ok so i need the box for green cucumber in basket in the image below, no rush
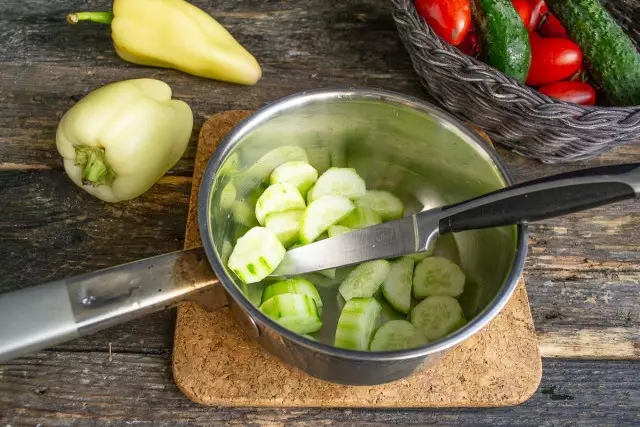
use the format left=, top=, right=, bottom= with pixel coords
left=259, top=293, right=322, bottom=334
left=334, top=297, right=382, bottom=350
left=370, top=320, right=428, bottom=351
left=546, top=0, right=640, bottom=106
left=413, top=257, right=466, bottom=298
left=261, top=278, right=323, bottom=308
left=471, top=0, right=531, bottom=83
left=410, top=295, right=467, bottom=341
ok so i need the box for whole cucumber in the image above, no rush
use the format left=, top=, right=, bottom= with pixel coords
left=546, top=0, right=640, bottom=106
left=471, top=0, right=531, bottom=83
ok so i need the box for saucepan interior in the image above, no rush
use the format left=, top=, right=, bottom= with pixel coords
left=199, top=88, right=526, bottom=368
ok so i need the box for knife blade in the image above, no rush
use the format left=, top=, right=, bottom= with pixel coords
left=270, top=209, right=442, bottom=277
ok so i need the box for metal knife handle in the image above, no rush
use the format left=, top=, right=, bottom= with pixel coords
left=438, top=163, right=640, bottom=234
left=0, top=247, right=225, bottom=362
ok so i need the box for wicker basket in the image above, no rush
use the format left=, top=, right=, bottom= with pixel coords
left=391, top=0, right=640, bottom=163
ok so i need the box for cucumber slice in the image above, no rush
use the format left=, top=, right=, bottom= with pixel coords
left=413, top=257, right=466, bottom=298
left=231, top=201, right=258, bottom=228
left=259, top=293, right=322, bottom=334
left=318, top=268, right=336, bottom=279
left=338, top=260, right=391, bottom=301
left=382, top=257, right=415, bottom=314
left=355, top=190, right=404, bottom=221
left=410, top=296, right=467, bottom=341
left=404, top=247, right=435, bottom=262
left=227, top=227, right=286, bottom=284
left=370, top=320, right=428, bottom=351
left=261, top=278, right=323, bottom=308
left=255, top=183, right=306, bottom=226
left=328, top=225, right=353, bottom=237
left=338, top=206, right=382, bottom=229
left=307, top=167, right=366, bottom=202
left=243, top=146, right=309, bottom=182
left=300, top=195, right=354, bottom=244
left=264, top=209, right=303, bottom=248
left=270, top=161, right=318, bottom=195
left=220, top=182, right=237, bottom=210
left=334, top=297, right=382, bottom=350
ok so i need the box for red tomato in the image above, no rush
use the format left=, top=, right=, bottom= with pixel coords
left=538, top=81, right=596, bottom=105
left=526, top=33, right=583, bottom=86
left=415, top=0, right=471, bottom=46
left=511, top=0, right=532, bottom=26
left=528, top=0, right=548, bottom=31
left=458, top=31, right=480, bottom=57
left=539, top=14, right=568, bottom=38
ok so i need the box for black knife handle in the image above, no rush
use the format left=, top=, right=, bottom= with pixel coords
left=438, top=163, right=639, bottom=234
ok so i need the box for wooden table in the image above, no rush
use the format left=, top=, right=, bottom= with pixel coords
left=1, top=0, right=638, bottom=424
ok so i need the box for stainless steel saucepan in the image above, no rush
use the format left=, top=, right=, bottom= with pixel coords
left=0, top=88, right=637, bottom=385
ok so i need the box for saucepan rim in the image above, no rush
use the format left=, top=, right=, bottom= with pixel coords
left=197, top=87, right=528, bottom=362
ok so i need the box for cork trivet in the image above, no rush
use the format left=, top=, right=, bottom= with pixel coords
left=172, top=111, right=542, bottom=408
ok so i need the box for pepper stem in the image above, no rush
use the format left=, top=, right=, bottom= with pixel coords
left=74, top=146, right=116, bottom=187
left=67, top=12, right=114, bottom=25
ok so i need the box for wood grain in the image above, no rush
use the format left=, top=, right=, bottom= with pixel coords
left=1, top=353, right=638, bottom=426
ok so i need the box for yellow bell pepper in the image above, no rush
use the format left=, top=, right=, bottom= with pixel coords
left=67, top=0, right=262, bottom=85
left=56, top=78, right=193, bottom=203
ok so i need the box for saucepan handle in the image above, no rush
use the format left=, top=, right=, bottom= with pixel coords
left=0, top=247, right=224, bottom=362
left=438, top=163, right=640, bottom=234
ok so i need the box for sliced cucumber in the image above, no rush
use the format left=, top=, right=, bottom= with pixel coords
left=259, top=293, right=322, bottom=334
left=413, top=257, right=466, bottom=298
left=231, top=201, right=258, bottom=228
left=227, top=227, right=286, bottom=284
left=338, top=206, right=382, bottom=229
left=261, top=277, right=323, bottom=308
left=243, top=146, right=308, bottom=183
left=220, top=182, right=236, bottom=210
left=410, top=296, right=467, bottom=341
left=264, top=209, right=303, bottom=248
left=404, top=247, right=435, bottom=263
left=334, top=297, right=382, bottom=351
left=307, top=167, right=366, bottom=202
left=338, top=260, right=391, bottom=301
left=270, top=161, right=318, bottom=195
left=318, top=268, right=336, bottom=279
left=355, top=190, right=404, bottom=221
left=299, top=195, right=355, bottom=244
left=370, top=320, right=428, bottom=351
left=328, top=225, right=353, bottom=237
left=255, top=183, right=305, bottom=226
left=382, top=257, right=415, bottom=314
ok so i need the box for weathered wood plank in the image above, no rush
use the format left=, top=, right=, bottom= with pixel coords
left=1, top=352, right=639, bottom=426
